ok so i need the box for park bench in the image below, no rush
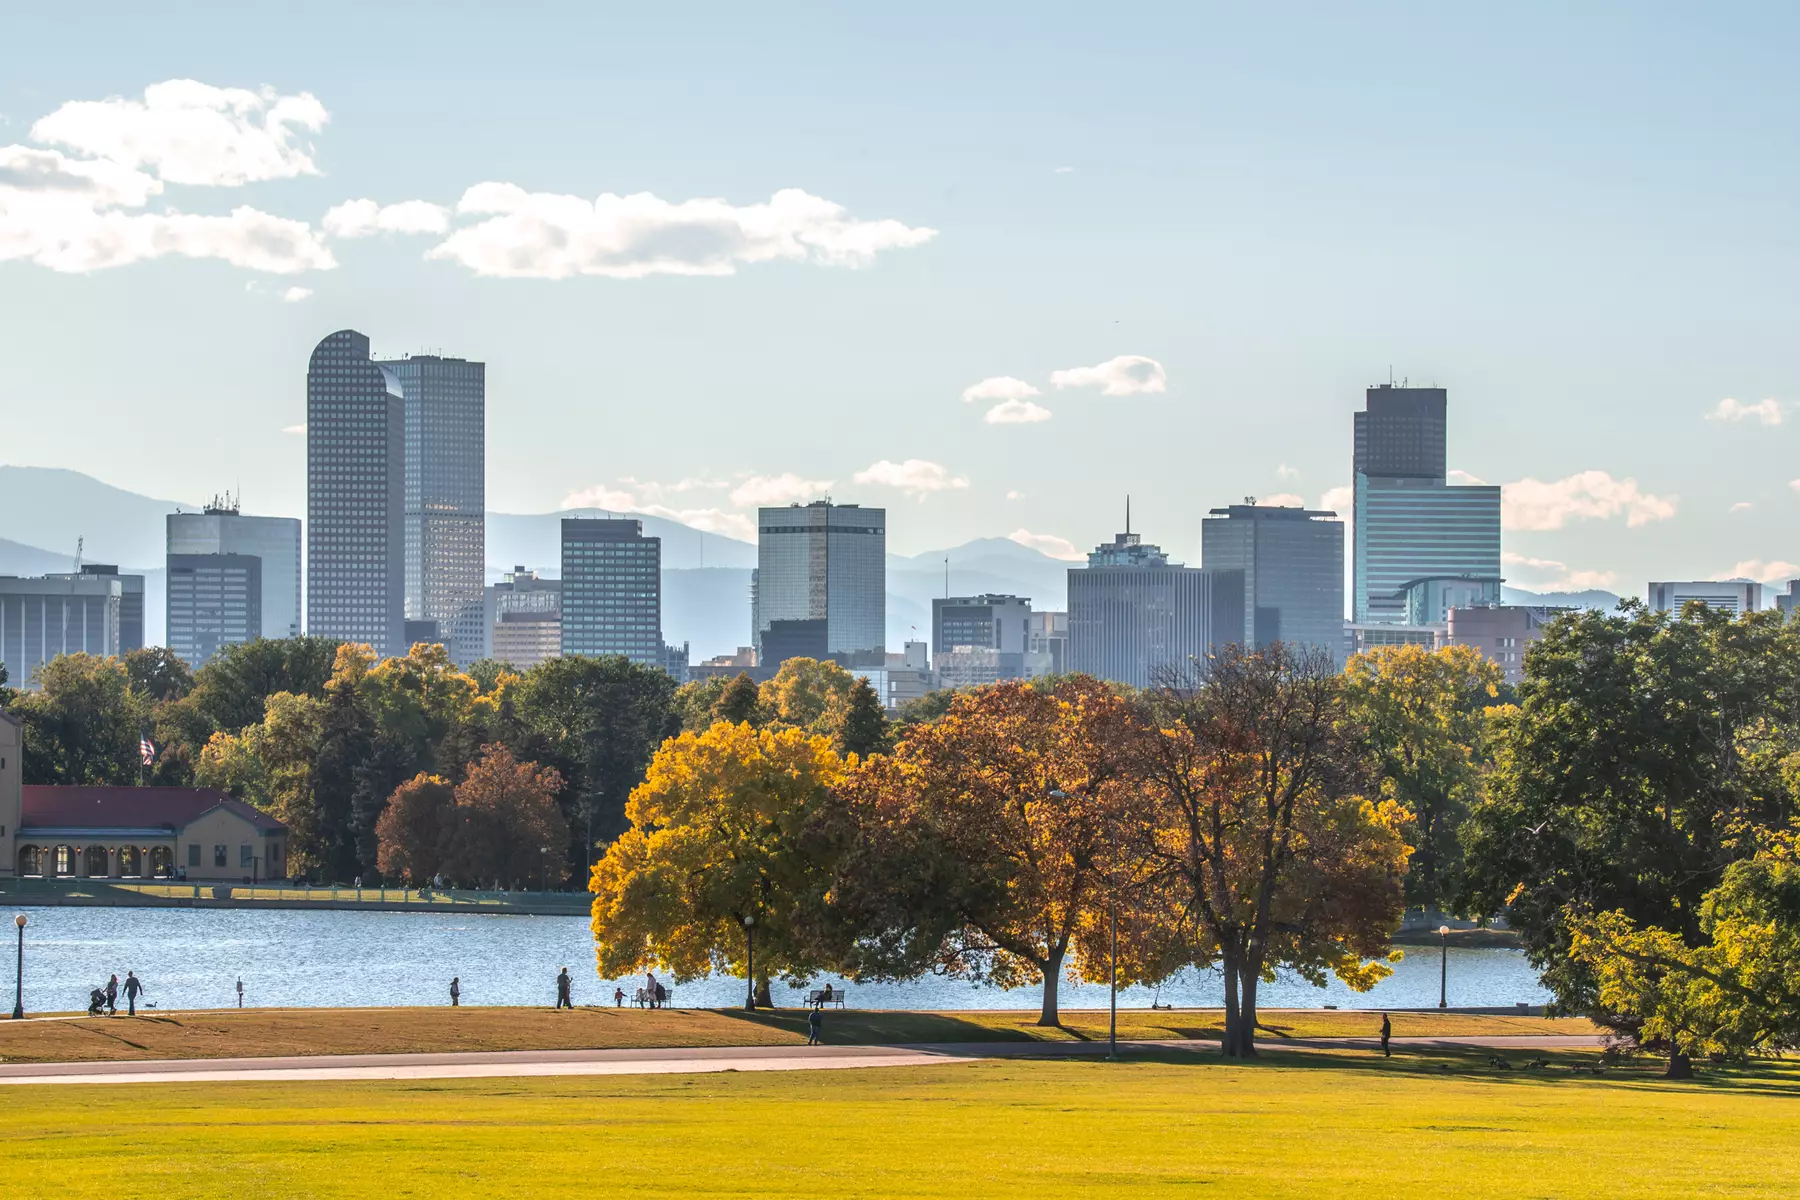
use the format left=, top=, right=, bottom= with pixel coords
left=807, top=986, right=846, bottom=1009
left=633, top=987, right=672, bottom=1009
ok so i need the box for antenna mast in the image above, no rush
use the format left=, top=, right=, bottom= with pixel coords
left=75, top=536, right=83, bottom=572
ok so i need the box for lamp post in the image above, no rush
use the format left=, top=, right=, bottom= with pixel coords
left=11, top=913, right=25, bottom=1020
left=539, top=846, right=549, bottom=892
left=1108, top=901, right=1119, bottom=1061
left=1438, top=924, right=1451, bottom=1009
left=742, top=914, right=756, bottom=1011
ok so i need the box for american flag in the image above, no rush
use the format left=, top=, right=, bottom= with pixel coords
left=139, top=736, right=156, bottom=767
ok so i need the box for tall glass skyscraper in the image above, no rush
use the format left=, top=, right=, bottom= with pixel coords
left=1352, top=384, right=1501, bottom=623
left=560, top=518, right=662, bottom=664
left=753, top=501, right=886, bottom=667
left=306, top=330, right=406, bottom=658
left=379, top=353, right=486, bottom=666
left=1201, top=503, right=1345, bottom=665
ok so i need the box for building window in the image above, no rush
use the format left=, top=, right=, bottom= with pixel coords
left=188, top=844, right=200, bottom=867
left=214, top=844, right=227, bottom=868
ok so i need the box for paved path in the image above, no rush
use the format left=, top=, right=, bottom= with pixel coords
left=0, top=1034, right=1603, bottom=1087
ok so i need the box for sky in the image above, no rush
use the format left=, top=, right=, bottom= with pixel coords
left=2, top=1, right=1797, bottom=595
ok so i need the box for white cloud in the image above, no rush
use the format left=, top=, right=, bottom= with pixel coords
left=1049, top=354, right=1167, bottom=396
left=1448, top=468, right=1489, bottom=485
left=638, top=504, right=756, bottom=541
left=961, top=376, right=1039, bottom=404
left=424, top=184, right=935, bottom=279
left=281, top=285, right=312, bottom=302
left=561, top=484, right=637, bottom=511
left=323, top=198, right=451, bottom=238
left=1707, top=397, right=1784, bottom=426
left=1501, top=471, right=1676, bottom=531
left=1005, top=490, right=1025, bottom=501
left=1276, top=463, right=1299, bottom=480
left=1730, top=501, right=1754, bottom=513
left=984, top=398, right=1053, bottom=424
left=728, top=473, right=833, bottom=507
left=1502, top=551, right=1618, bottom=592
left=31, top=79, right=327, bottom=187
left=1727, top=558, right=1800, bottom=583
left=281, top=423, right=306, bottom=435
left=1317, top=485, right=1353, bottom=514
left=853, top=459, right=969, bottom=497
left=1053, top=166, right=1075, bottom=174
left=1257, top=493, right=1306, bottom=508
left=1008, top=529, right=1083, bottom=561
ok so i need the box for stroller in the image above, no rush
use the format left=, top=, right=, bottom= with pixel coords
left=87, top=987, right=107, bottom=1016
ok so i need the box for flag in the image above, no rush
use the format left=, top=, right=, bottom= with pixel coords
left=140, top=736, right=155, bottom=767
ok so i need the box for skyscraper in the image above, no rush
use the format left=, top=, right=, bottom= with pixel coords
left=307, top=330, right=405, bottom=657
left=0, top=573, right=122, bottom=689
left=560, top=518, right=662, bottom=664
left=1067, top=530, right=1243, bottom=689
left=932, top=593, right=1031, bottom=687
left=486, top=565, right=562, bottom=671
left=1352, top=384, right=1502, bottom=623
left=754, top=501, right=886, bottom=667
left=166, top=555, right=261, bottom=668
left=72, top=565, right=143, bottom=652
left=379, top=353, right=486, bottom=666
left=167, top=501, right=303, bottom=647
left=1202, top=503, right=1345, bottom=665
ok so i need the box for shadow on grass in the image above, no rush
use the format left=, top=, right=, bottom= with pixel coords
left=710, top=1008, right=1040, bottom=1044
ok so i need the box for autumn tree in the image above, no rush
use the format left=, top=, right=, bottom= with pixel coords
left=1134, top=644, right=1411, bottom=1057
left=442, top=745, right=568, bottom=888
left=759, top=657, right=854, bottom=736
left=1343, top=642, right=1502, bottom=912
left=375, top=774, right=457, bottom=883
left=589, top=722, right=847, bottom=1007
left=713, top=672, right=763, bottom=727
left=833, top=677, right=1147, bottom=1025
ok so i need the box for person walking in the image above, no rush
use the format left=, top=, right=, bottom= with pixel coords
left=105, top=974, right=119, bottom=1017
left=123, top=971, right=143, bottom=1016
left=807, top=1005, right=823, bottom=1046
left=1380, top=1012, right=1392, bottom=1058
left=450, top=976, right=461, bottom=1007
left=613, top=987, right=625, bottom=1009
left=556, top=967, right=573, bottom=1010
left=645, top=970, right=659, bottom=1010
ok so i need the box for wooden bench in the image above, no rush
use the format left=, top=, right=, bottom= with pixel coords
left=807, top=986, right=847, bottom=1009
left=633, top=987, right=672, bottom=1009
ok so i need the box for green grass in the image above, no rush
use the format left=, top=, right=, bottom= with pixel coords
left=1, top=1053, right=1794, bottom=1198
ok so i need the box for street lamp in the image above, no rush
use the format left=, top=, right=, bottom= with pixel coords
left=741, top=914, right=756, bottom=1011
left=11, top=913, right=25, bottom=1020
left=539, top=846, right=549, bottom=892
left=1438, top=925, right=1451, bottom=1009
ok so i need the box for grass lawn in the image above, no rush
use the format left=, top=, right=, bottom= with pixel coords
left=0, top=1005, right=1596, bottom=1064
left=1, top=1053, right=1793, bottom=1199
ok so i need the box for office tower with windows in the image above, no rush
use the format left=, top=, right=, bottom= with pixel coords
left=932, top=594, right=1031, bottom=687
left=1202, top=503, right=1345, bottom=665
left=1027, top=610, right=1069, bottom=675
left=167, top=502, right=303, bottom=658
left=1647, top=580, right=1762, bottom=616
left=486, top=565, right=562, bottom=670
left=379, top=353, right=486, bottom=666
left=0, top=573, right=121, bottom=689
left=1352, top=384, right=1502, bottom=623
left=307, top=330, right=405, bottom=657
left=69, top=565, right=143, bottom=652
left=1067, top=530, right=1243, bottom=689
left=560, top=519, right=662, bottom=664
left=754, top=501, right=886, bottom=668
left=166, top=555, right=261, bottom=667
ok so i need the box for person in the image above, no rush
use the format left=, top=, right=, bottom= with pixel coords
left=613, top=987, right=625, bottom=1009
left=807, top=1004, right=823, bottom=1046
left=645, top=970, right=659, bottom=1010
left=105, top=974, right=119, bottom=1017
left=450, top=976, right=461, bottom=1007
left=236, top=978, right=245, bottom=1008
left=1380, top=1012, right=1392, bottom=1058
left=556, top=967, right=573, bottom=1010
left=655, top=980, right=668, bottom=1007
left=123, top=970, right=143, bottom=1017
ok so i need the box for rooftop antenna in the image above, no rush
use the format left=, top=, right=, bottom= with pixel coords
left=75, top=536, right=83, bottom=572
left=944, top=556, right=950, bottom=599
left=1125, top=495, right=1131, bottom=535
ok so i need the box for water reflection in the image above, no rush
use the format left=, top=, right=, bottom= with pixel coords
left=6, top=906, right=1550, bottom=1013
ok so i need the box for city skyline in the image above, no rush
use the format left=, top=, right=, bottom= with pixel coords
left=4, top=5, right=1798, bottom=599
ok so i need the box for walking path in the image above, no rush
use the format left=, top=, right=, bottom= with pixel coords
left=0, top=1034, right=1603, bottom=1086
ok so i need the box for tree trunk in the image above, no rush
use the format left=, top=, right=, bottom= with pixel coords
left=1664, top=1051, right=1693, bottom=1080
left=1237, top=967, right=1260, bottom=1058
left=1221, top=955, right=1241, bottom=1055
left=1220, top=949, right=1259, bottom=1058
left=755, top=977, right=773, bottom=1009
left=1037, top=948, right=1064, bottom=1027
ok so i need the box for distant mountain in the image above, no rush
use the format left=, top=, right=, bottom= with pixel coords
left=0, top=537, right=81, bottom=578
left=0, top=465, right=195, bottom=568
left=1502, top=586, right=1623, bottom=611
left=486, top=509, right=756, bottom=573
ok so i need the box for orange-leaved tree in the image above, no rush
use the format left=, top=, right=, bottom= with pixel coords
left=834, top=676, right=1148, bottom=1026
left=374, top=774, right=456, bottom=883
left=443, top=744, right=568, bottom=889
left=1134, top=644, right=1411, bottom=1057
left=588, top=721, right=848, bottom=1007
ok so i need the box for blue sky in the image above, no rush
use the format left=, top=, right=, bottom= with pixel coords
left=2, top=2, right=1796, bottom=594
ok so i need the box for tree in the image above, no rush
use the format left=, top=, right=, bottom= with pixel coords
left=443, top=745, right=568, bottom=888
left=838, top=676, right=889, bottom=758
left=892, top=687, right=962, bottom=733
left=1569, top=833, right=1800, bottom=1072
left=123, top=646, right=194, bottom=703
left=713, top=672, right=763, bottom=727
left=309, top=648, right=379, bottom=881
left=1134, top=644, right=1410, bottom=1057
left=187, top=636, right=340, bottom=735
left=759, top=657, right=854, bottom=736
left=834, top=677, right=1146, bottom=1025
left=1460, top=603, right=1800, bottom=1073
left=1343, top=643, right=1502, bottom=912
left=14, top=653, right=149, bottom=785
left=375, top=774, right=458, bottom=884
left=589, top=722, right=848, bottom=1007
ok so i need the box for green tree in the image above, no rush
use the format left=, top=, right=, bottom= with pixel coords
left=838, top=676, right=889, bottom=758
left=14, top=653, right=150, bottom=785
left=713, top=672, right=763, bottom=727
left=892, top=687, right=962, bottom=733
left=1460, top=603, right=1800, bottom=1070
left=187, top=636, right=340, bottom=734
left=123, top=646, right=194, bottom=702
left=1343, top=643, right=1502, bottom=912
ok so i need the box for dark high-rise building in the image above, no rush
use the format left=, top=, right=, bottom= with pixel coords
left=166, top=554, right=261, bottom=668
left=307, top=330, right=405, bottom=657
left=75, top=565, right=143, bottom=652
left=1352, top=383, right=1501, bottom=623
left=1201, top=504, right=1345, bottom=666
left=1067, top=531, right=1243, bottom=689
left=754, top=501, right=886, bottom=667
left=379, top=353, right=486, bottom=666
left=560, top=518, right=662, bottom=665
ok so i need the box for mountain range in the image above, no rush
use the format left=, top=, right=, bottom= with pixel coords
left=0, top=466, right=1626, bottom=660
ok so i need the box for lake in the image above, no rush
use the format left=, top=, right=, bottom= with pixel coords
left=4, top=905, right=1552, bottom=1013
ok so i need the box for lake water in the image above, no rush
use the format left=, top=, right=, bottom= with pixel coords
left=4, top=905, right=1551, bottom=1014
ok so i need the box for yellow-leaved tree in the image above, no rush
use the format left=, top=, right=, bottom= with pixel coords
left=588, top=721, right=848, bottom=1007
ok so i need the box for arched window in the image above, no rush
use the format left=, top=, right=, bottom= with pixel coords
left=118, top=846, right=143, bottom=877
left=84, top=845, right=109, bottom=877
left=16, top=845, right=40, bottom=876
left=53, top=845, right=74, bottom=876
left=148, top=846, right=174, bottom=878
